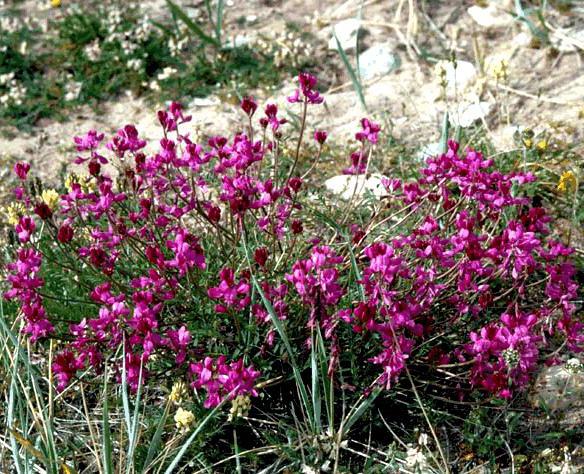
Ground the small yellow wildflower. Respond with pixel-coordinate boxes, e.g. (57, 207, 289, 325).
(521, 129, 534, 149)
(65, 173, 77, 192)
(169, 380, 188, 404)
(2, 202, 26, 226)
(557, 171, 577, 194)
(492, 60, 508, 82)
(41, 189, 60, 211)
(50, 0, 61, 7)
(174, 407, 195, 432)
(65, 173, 96, 194)
(228, 395, 251, 422)
(536, 139, 548, 153)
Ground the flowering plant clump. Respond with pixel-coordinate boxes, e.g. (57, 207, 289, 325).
(3, 72, 582, 419)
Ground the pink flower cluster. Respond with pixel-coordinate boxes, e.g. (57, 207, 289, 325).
(190, 356, 260, 408)
(4, 248, 53, 341)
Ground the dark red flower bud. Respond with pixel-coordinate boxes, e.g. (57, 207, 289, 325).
(207, 205, 221, 223)
(34, 203, 52, 220)
(88, 160, 101, 177)
(314, 130, 328, 145)
(254, 247, 269, 267)
(240, 96, 258, 117)
(288, 177, 303, 193)
(14, 161, 30, 180)
(57, 224, 74, 243)
(291, 219, 303, 234)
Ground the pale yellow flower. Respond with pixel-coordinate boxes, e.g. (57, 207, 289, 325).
(492, 60, 508, 82)
(41, 189, 60, 211)
(228, 394, 251, 422)
(174, 407, 195, 432)
(557, 171, 577, 194)
(169, 380, 188, 404)
(65, 173, 96, 194)
(536, 139, 548, 152)
(2, 202, 26, 226)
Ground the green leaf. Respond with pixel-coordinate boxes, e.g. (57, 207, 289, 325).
(439, 111, 449, 154)
(102, 372, 114, 474)
(333, 29, 367, 111)
(166, 0, 220, 48)
(215, 0, 225, 45)
(142, 403, 171, 471)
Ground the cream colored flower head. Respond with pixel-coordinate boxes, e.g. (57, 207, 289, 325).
(228, 394, 251, 422)
(557, 170, 577, 194)
(174, 407, 195, 432)
(2, 202, 26, 226)
(169, 380, 188, 404)
(41, 189, 60, 211)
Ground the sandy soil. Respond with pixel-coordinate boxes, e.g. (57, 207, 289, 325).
(0, 0, 582, 183)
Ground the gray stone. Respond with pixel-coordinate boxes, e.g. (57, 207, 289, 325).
(467, 5, 513, 28)
(358, 44, 400, 80)
(328, 18, 361, 51)
(324, 173, 387, 200)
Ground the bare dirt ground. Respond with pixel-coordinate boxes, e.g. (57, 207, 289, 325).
(1, 0, 583, 182)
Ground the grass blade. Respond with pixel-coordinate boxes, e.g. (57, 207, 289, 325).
(163, 397, 227, 474)
(251, 273, 314, 431)
(439, 111, 449, 154)
(333, 29, 367, 111)
(126, 359, 145, 473)
(310, 330, 322, 432)
(142, 402, 171, 471)
(166, 0, 220, 48)
(215, 0, 225, 45)
(241, 233, 315, 432)
(102, 371, 114, 474)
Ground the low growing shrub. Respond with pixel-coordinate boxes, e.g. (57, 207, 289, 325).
(3, 72, 582, 470)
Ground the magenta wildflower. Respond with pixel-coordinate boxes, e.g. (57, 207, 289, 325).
(287, 72, 324, 104)
(15, 216, 35, 243)
(355, 118, 381, 144)
(240, 96, 258, 117)
(14, 161, 30, 180)
(314, 130, 328, 145)
(190, 356, 260, 408)
(208, 268, 251, 313)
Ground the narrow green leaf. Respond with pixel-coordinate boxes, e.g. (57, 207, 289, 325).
(342, 388, 381, 435)
(251, 273, 314, 431)
(163, 397, 228, 474)
(241, 234, 314, 431)
(311, 330, 322, 432)
(439, 111, 449, 154)
(126, 360, 145, 473)
(334, 29, 367, 111)
(166, 0, 220, 47)
(102, 373, 114, 474)
(215, 0, 225, 45)
(142, 403, 170, 471)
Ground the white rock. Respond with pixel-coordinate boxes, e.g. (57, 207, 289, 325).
(531, 361, 584, 413)
(189, 97, 220, 107)
(512, 32, 532, 47)
(449, 101, 492, 128)
(325, 173, 387, 200)
(228, 34, 254, 48)
(358, 44, 399, 80)
(550, 28, 584, 53)
(417, 142, 443, 161)
(328, 18, 361, 51)
(467, 5, 513, 28)
(436, 60, 477, 95)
